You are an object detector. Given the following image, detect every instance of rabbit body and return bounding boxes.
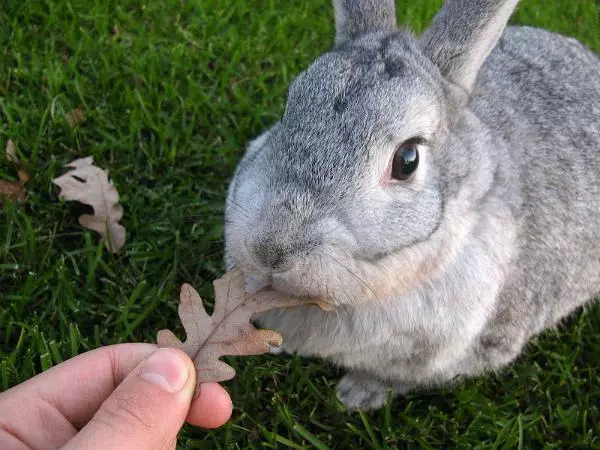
[224,1,600,410]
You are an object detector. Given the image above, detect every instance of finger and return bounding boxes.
[0,431,30,450]
[63,348,196,450]
[186,382,233,428]
[0,344,157,448]
[4,343,157,429]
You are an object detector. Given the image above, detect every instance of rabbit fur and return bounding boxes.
[224,0,600,410]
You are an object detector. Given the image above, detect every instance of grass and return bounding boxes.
[1,0,599,447]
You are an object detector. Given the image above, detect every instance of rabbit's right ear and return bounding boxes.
[421,0,519,95]
[333,0,397,46]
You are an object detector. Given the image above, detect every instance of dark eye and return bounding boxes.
[391,143,420,180]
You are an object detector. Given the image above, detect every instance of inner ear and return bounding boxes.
[334,0,397,46]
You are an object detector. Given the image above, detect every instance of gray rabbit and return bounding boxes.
[224,0,600,410]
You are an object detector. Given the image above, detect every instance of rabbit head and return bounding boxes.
[225,0,519,306]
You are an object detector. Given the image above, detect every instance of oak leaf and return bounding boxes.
[52,157,126,253]
[158,268,333,386]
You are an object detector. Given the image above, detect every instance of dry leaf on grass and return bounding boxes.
[158,268,334,386]
[7,140,31,184]
[16,169,30,184]
[65,107,86,127]
[0,139,29,204]
[53,157,126,253]
[0,181,26,203]
[6,139,17,163]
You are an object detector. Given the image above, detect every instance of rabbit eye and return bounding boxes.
[391,143,419,180]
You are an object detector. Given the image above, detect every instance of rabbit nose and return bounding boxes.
[251,238,297,273]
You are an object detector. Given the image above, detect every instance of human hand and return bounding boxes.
[0,344,232,449]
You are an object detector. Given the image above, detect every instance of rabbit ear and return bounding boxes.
[421,0,519,94]
[333,0,397,46]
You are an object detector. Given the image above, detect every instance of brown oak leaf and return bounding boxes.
[158,268,333,386]
[52,157,126,253]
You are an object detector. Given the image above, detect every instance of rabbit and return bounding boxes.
[224,0,600,411]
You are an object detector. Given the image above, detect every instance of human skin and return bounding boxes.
[0,344,232,450]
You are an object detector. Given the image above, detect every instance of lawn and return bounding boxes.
[1,0,599,448]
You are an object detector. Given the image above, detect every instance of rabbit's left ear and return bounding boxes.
[421,0,519,94]
[333,0,397,46]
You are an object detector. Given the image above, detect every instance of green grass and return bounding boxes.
[1,0,599,448]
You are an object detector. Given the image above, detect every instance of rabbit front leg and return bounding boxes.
[252,305,340,357]
[336,333,526,411]
[336,371,416,411]
[335,329,527,411]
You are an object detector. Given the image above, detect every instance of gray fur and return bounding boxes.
[421,0,519,93]
[224,0,600,411]
[334,0,397,46]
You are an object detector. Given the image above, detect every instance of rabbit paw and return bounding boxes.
[336,373,391,411]
[267,343,287,354]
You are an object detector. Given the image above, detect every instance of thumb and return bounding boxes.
[63,348,196,450]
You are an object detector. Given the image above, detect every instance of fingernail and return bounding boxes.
[140,349,190,393]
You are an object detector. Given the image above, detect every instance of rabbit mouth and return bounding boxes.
[244,273,336,308]
[250,283,335,311]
